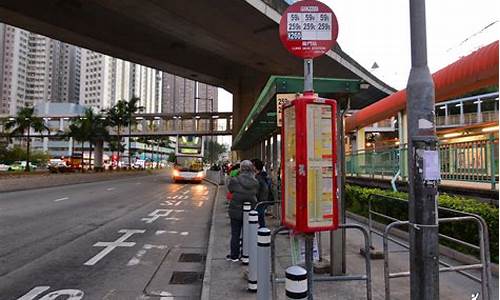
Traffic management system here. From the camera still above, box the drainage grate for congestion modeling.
[169,271,203,285]
[178,253,206,263]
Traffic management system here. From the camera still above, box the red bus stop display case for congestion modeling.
[281,93,338,233]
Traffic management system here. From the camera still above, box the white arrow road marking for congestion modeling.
[141,209,173,224]
[84,229,145,266]
[53,197,69,202]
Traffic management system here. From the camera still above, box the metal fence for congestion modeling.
[346,136,499,190]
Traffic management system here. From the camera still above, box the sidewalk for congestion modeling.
[203,185,498,300]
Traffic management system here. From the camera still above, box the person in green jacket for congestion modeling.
[229,163,240,177]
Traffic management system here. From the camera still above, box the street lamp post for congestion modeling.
[407,1,440,299]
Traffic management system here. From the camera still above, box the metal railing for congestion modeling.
[346,137,499,190]
[364,194,492,300]
[270,224,373,300]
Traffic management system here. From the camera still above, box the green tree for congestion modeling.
[71,108,108,170]
[106,100,128,161]
[125,97,144,165]
[5,106,48,171]
[203,139,228,164]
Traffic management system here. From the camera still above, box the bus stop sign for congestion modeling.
[279,0,339,59]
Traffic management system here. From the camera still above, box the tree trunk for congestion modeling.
[88,143,93,171]
[81,140,85,172]
[117,124,121,163]
[25,130,31,172]
[128,122,132,168]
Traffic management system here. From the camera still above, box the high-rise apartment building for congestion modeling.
[0,24,28,115]
[0,23,80,115]
[80,49,162,112]
[161,73,217,114]
[1,24,217,117]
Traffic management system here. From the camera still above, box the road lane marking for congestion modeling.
[84,229,145,266]
[155,230,167,235]
[141,209,173,224]
[53,197,69,202]
[180,232,189,236]
[161,200,183,206]
[17,287,84,300]
[17,286,50,300]
[127,244,167,266]
[106,187,115,191]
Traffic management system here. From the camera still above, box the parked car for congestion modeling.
[0,163,10,172]
[9,161,38,171]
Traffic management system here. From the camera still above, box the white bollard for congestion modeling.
[285,266,308,300]
[248,210,259,292]
[257,227,271,300]
[241,202,251,265]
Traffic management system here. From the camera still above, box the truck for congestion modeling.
[172,135,205,183]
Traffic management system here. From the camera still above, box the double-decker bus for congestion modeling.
[172,135,205,183]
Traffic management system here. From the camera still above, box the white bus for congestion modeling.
[172,135,205,183]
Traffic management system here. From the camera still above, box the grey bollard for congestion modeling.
[248,210,259,292]
[241,202,251,264]
[285,266,308,300]
[257,227,271,300]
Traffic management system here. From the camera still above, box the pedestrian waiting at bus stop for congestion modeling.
[226,160,259,262]
[251,158,272,228]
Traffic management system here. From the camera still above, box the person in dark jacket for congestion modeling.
[226,160,259,261]
[252,158,270,227]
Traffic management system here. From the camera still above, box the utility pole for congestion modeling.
[407,1,440,299]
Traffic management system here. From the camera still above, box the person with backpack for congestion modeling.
[251,158,273,228]
[226,160,259,262]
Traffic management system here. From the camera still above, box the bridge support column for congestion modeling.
[94,139,104,171]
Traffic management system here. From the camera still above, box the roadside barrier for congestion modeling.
[285,266,308,300]
[248,210,258,292]
[257,227,271,300]
[241,202,251,265]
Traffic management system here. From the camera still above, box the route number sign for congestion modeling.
[279,0,338,59]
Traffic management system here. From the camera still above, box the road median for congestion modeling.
[0,169,163,193]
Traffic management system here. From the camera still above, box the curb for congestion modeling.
[201,178,220,300]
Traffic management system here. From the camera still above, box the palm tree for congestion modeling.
[125,97,144,166]
[71,108,108,171]
[5,106,48,172]
[68,121,86,171]
[107,100,128,162]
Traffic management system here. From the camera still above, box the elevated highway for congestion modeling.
[0,0,394,135]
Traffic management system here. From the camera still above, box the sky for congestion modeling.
[217,0,499,146]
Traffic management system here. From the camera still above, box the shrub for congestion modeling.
[346,184,499,263]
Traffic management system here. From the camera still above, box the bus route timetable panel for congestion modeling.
[306,103,334,228]
[283,105,297,226]
[287,11,332,41]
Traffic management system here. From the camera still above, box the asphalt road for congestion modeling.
[0,173,215,300]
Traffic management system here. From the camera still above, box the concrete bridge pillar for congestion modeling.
[94,139,104,171]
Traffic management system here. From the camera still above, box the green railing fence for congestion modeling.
[346,136,499,190]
